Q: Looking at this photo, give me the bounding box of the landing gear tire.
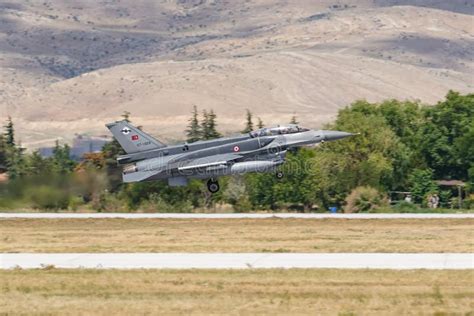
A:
[207,179,220,193]
[276,171,284,180]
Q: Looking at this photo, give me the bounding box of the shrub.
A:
[344,186,388,213]
[68,196,84,211]
[139,193,193,213]
[26,185,70,210]
[393,201,419,213]
[92,192,128,212]
[463,194,474,210]
[223,177,252,212]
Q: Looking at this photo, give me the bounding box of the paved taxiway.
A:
[1,253,472,269]
[1,213,472,219]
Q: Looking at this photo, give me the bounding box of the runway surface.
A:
[1,213,473,219]
[1,253,472,269]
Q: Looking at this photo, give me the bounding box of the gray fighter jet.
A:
[106,120,355,193]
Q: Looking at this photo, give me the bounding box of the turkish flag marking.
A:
[233,146,240,152]
[131,135,139,141]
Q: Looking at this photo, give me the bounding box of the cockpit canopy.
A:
[249,124,310,138]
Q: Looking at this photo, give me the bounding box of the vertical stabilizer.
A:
[106,120,166,154]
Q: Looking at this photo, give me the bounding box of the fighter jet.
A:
[106,120,355,193]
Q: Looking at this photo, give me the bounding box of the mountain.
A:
[0,0,472,147]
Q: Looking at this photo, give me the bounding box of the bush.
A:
[392,201,419,213]
[26,185,70,210]
[68,196,84,211]
[92,192,128,212]
[344,186,388,213]
[139,193,193,213]
[463,194,474,210]
[223,177,253,212]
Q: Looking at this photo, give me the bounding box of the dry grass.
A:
[1,218,472,253]
[0,269,472,315]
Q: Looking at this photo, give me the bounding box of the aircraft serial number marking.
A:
[137,141,152,147]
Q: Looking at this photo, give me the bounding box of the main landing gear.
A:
[207,178,220,193]
[275,171,284,180]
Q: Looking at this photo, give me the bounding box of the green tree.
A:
[308,101,409,208]
[257,117,264,129]
[246,172,279,210]
[241,109,254,133]
[186,105,202,143]
[51,141,76,174]
[25,150,52,176]
[273,149,318,211]
[408,169,438,204]
[201,109,221,140]
[4,116,15,147]
[0,133,6,167]
[5,145,26,179]
[2,118,26,179]
[418,91,474,180]
[455,121,474,171]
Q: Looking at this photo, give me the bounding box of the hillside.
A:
[0,0,473,147]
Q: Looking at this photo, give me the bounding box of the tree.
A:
[5,145,26,179]
[51,141,76,174]
[408,169,438,204]
[201,109,221,140]
[185,105,202,143]
[121,111,131,122]
[0,133,6,167]
[273,149,318,211]
[2,117,26,179]
[102,136,125,192]
[257,117,264,129]
[241,109,254,133]
[308,101,409,208]
[290,115,298,125]
[455,120,474,184]
[418,91,474,180]
[26,150,51,176]
[4,116,15,147]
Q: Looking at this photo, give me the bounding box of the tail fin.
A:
[106,120,166,154]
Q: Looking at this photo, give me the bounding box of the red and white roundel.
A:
[233,145,240,152]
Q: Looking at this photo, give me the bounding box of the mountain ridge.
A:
[0,1,472,147]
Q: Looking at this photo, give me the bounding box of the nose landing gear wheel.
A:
[207,179,220,193]
[276,171,284,180]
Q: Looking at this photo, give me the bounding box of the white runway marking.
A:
[1,213,473,219]
[1,253,472,270]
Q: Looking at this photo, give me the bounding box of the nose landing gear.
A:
[207,178,220,193]
[276,171,284,180]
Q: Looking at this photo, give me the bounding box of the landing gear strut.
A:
[207,178,220,193]
[276,171,284,180]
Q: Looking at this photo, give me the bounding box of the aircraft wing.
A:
[177,153,243,171]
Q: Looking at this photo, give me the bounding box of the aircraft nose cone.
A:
[322,130,356,142]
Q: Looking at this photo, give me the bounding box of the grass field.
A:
[1,218,472,253]
[1,269,472,315]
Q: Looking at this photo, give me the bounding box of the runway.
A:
[1,213,473,219]
[1,253,472,269]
